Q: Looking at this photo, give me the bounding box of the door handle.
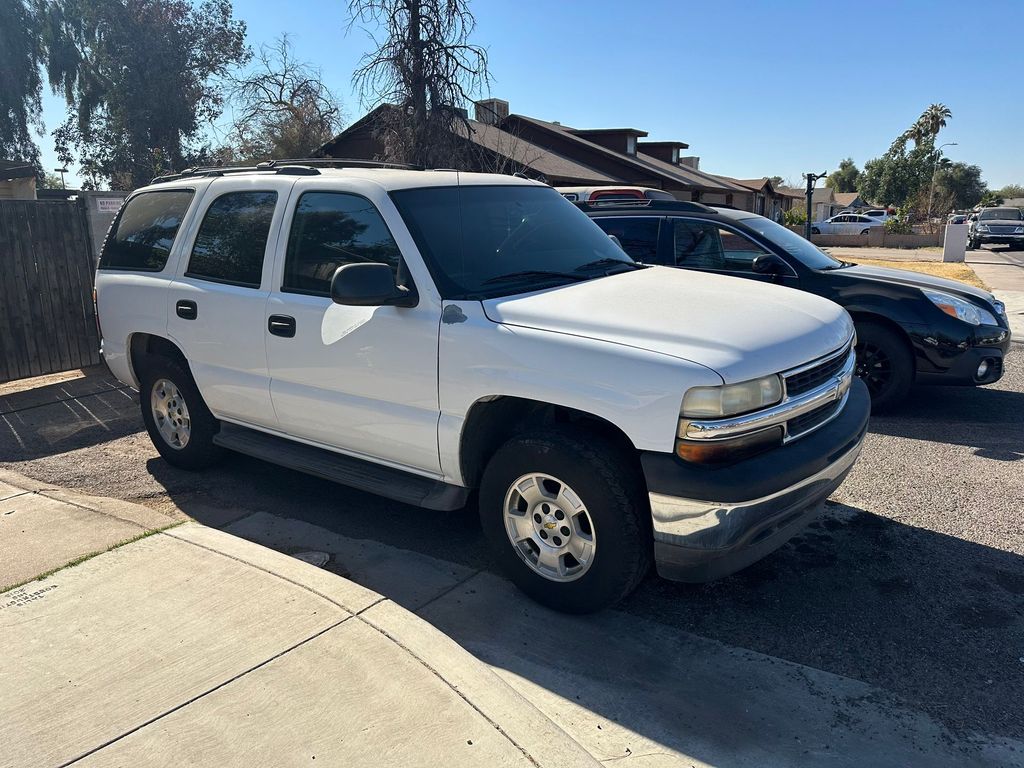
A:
[176,300,197,320]
[268,315,296,338]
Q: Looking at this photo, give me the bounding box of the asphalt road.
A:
[2,351,1022,747]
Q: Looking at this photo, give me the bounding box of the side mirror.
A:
[330,263,417,307]
[752,253,789,276]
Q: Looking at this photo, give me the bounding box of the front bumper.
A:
[973,232,1024,246]
[642,377,870,583]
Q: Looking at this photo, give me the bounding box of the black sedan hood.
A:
[835,264,997,306]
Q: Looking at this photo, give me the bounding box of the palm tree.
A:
[913,103,952,141]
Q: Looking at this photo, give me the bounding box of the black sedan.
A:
[583,200,1012,410]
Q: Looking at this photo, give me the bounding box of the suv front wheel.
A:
[479,428,651,613]
[139,355,224,470]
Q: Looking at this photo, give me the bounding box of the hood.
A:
[482,267,853,384]
[837,264,997,306]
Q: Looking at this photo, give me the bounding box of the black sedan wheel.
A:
[854,322,913,411]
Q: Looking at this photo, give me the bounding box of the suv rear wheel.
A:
[139,355,223,470]
[479,428,650,613]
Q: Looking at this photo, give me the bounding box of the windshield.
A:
[391,184,637,298]
[736,215,843,270]
[979,208,1023,221]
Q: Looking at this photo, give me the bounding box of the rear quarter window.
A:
[99,190,194,272]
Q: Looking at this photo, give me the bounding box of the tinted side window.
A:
[99,190,193,271]
[186,191,277,287]
[674,220,768,272]
[592,217,661,263]
[283,192,401,296]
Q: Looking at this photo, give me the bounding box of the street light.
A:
[802,171,829,240]
[54,167,68,190]
[926,142,957,222]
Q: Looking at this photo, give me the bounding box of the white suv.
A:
[95,162,869,612]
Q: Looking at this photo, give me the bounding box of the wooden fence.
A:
[0,200,100,382]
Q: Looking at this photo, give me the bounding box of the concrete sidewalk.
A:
[0,470,598,768]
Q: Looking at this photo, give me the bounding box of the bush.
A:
[885,205,914,234]
[783,207,806,226]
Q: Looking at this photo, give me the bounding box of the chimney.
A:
[679,156,700,170]
[637,141,689,164]
[474,98,510,125]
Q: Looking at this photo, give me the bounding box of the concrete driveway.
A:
[2,358,1022,766]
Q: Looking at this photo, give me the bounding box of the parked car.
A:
[584,200,1011,410]
[557,185,675,203]
[95,162,869,612]
[947,214,967,225]
[968,207,1024,250]
[811,213,886,235]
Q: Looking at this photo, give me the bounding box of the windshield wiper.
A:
[574,257,644,273]
[481,270,590,286]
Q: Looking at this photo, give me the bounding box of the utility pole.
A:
[54,167,68,190]
[803,171,829,240]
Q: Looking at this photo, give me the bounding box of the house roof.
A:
[0,160,36,181]
[833,192,863,207]
[319,105,615,185]
[507,115,741,193]
[776,186,805,199]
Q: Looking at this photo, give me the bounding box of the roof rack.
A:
[150,157,423,185]
[574,199,715,214]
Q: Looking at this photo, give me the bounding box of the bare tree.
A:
[348,0,489,168]
[222,35,344,162]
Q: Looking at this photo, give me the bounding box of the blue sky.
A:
[39,0,1023,188]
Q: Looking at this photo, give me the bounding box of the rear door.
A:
[166,176,295,429]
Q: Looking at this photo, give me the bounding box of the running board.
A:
[213,424,469,511]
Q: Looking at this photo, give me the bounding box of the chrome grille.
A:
[988,225,1017,234]
[787,400,841,438]
[784,342,853,397]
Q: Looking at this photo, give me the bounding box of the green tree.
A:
[826,158,860,192]
[905,103,952,145]
[767,175,785,188]
[932,162,987,210]
[979,191,1004,207]
[995,184,1024,199]
[51,0,249,189]
[0,0,44,167]
[39,171,65,189]
[858,139,936,208]
[349,0,490,168]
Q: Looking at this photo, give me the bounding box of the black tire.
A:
[860,228,871,235]
[854,322,914,412]
[139,354,224,470]
[479,428,651,613]
[811,227,821,235]
[968,239,979,250]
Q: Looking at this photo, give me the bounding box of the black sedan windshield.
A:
[737,215,844,270]
[391,184,636,298]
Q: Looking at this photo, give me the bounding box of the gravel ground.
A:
[2,349,1022,742]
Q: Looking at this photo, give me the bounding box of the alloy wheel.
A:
[151,378,191,449]
[855,342,893,397]
[502,473,596,582]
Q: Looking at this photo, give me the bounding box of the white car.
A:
[95,162,868,612]
[812,213,886,235]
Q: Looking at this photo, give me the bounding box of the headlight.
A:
[977,224,990,232]
[922,289,999,326]
[681,375,783,419]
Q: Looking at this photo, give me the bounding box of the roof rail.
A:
[150,157,424,185]
[574,199,716,213]
[258,158,424,171]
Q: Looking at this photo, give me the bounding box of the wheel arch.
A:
[848,311,917,374]
[128,332,191,387]
[459,396,640,490]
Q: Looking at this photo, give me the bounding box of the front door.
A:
[166,178,293,429]
[265,188,442,475]
[669,219,798,286]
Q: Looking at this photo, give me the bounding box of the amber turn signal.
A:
[675,426,783,464]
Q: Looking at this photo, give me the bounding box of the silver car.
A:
[811,213,885,236]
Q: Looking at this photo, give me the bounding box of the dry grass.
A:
[842,258,989,290]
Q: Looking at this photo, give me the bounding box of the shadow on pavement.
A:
[0,372,139,461]
[159,446,1024,748]
[869,381,1024,461]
